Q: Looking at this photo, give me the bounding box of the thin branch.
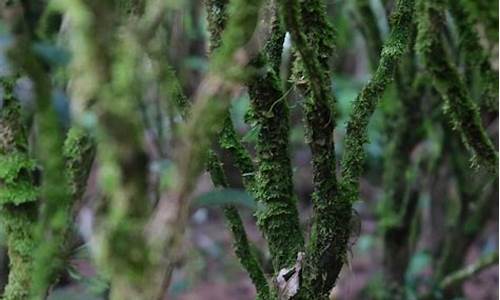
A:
[353,0,384,70]
[206,152,271,300]
[340,0,416,203]
[449,0,498,112]
[148,0,267,298]
[280,0,345,295]
[440,252,498,291]
[415,0,498,174]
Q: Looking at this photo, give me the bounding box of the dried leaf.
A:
[275,252,305,300]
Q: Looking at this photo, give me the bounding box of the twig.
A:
[440,252,498,291]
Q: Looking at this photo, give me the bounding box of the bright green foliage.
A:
[0,153,37,205]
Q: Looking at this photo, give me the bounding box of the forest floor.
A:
[168,176,499,300]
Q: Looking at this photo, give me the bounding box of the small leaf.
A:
[194,188,256,209]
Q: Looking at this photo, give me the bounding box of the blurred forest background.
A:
[0,0,498,299]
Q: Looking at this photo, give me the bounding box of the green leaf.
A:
[194,188,256,209]
[406,251,431,278]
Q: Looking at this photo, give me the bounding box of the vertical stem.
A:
[248,55,304,271]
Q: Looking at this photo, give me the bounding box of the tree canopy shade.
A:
[0,0,497,299]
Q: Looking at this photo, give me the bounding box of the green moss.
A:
[0,183,38,206]
[211,0,264,79]
[459,0,498,44]
[206,0,229,52]
[219,114,256,191]
[341,0,415,204]
[64,127,95,199]
[0,77,39,300]
[0,153,38,205]
[117,0,145,16]
[206,153,272,300]
[247,55,304,271]
[283,0,349,295]
[415,0,498,174]
[449,0,498,112]
[263,5,285,75]
[1,206,38,300]
[0,153,36,183]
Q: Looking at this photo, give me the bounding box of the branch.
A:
[210,0,305,273]
[415,0,498,174]
[353,0,384,70]
[449,0,498,112]
[279,0,347,295]
[148,0,268,298]
[6,12,77,297]
[206,152,271,300]
[0,76,38,300]
[247,54,304,271]
[440,252,498,291]
[340,0,416,203]
[150,3,268,295]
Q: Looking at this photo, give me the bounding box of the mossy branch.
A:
[247,55,304,272]
[6,19,76,297]
[415,0,498,174]
[439,251,498,291]
[206,152,271,300]
[208,0,304,273]
[285,0,348,296]
[0,77,38,300]
[157,3,268,294]
[449,0,498,112]
[340,0,416,204]
[147,0,267,298]
[458,0,498,44]
[353,0,384,69]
